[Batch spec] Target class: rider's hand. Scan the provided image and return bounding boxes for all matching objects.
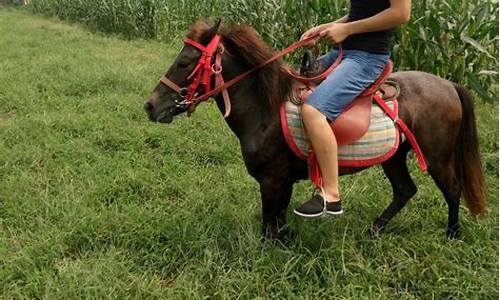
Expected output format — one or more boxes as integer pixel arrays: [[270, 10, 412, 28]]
[[319, 23, 351, 44], [300, 26, 321, 47]]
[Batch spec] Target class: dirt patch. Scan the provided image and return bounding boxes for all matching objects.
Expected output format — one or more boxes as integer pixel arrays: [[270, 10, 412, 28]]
[[0, 111, 15, 122]]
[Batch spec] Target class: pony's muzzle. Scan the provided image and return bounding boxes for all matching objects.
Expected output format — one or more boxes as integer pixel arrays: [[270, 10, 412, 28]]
[[144, 101, 157, 122], [144, 99, 177, 123], [144, 101, 154, 113]]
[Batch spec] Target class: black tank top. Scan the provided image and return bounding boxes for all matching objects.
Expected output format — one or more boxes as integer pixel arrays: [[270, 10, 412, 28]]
[[342, 0, 395, 54]]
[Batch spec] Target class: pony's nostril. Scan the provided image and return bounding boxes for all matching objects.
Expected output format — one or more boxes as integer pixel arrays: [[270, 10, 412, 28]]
[[144, 101, 154, 113]]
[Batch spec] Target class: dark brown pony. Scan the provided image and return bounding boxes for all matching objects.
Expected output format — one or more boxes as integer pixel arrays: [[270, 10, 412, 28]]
[[144, 21, 486, 239]]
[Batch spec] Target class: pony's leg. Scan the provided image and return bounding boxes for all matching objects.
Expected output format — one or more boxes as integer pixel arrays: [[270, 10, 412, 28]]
[[259, 178, 293, 239], [427, 161, 461, 238], [372, 143, 417, 235]]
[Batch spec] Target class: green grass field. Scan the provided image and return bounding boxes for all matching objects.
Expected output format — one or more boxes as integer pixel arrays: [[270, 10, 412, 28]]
[[0, 8, 498, 299]]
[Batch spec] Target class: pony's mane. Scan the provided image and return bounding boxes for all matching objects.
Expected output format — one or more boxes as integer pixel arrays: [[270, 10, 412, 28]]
[[186, 21, 294, 113]]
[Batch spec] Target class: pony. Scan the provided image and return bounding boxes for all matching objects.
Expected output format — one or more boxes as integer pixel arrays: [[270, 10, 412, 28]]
[[144, 21, 486, 239]]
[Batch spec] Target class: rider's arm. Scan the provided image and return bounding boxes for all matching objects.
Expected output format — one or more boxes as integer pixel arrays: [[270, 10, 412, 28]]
[[312, 15, 348, 34], [319, 0, 411, 43], [345, 0, 411, 35], [334, 15, 348, 24]]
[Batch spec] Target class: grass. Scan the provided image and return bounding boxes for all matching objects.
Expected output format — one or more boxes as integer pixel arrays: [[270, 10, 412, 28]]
[[0, 8, 498, 299]]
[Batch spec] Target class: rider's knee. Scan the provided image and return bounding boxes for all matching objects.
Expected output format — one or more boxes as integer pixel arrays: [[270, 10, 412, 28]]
[[301, 103, 321, 121]]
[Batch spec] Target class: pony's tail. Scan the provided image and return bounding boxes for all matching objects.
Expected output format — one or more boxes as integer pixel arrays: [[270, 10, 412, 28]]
[[453, 84, 487, 216]]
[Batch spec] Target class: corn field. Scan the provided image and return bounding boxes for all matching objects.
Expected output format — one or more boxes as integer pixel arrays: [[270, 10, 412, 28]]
[[30, 0, 499, 102]]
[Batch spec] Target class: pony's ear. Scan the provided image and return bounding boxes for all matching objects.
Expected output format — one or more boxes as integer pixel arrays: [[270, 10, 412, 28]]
[[200, 19, 222, 45]]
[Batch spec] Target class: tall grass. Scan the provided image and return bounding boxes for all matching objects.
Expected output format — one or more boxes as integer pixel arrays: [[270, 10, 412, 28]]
[[29, 0, 498, 101]]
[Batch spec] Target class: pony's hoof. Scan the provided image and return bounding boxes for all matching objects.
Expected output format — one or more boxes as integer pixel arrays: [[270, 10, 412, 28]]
[[369, 225, 382, 238], [446, 227, 460, 239], [369, 218, 386, 238], [277, 225, 297, 242], [260, 224, 295, 243], [260, 225, 278, 241]]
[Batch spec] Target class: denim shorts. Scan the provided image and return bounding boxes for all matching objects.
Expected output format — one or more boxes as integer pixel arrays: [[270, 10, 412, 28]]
[[305, 48, 390, 122]]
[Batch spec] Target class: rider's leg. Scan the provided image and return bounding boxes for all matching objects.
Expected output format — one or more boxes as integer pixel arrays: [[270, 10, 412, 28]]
[[302, 103, 340, 202], [294, 49, 389, 217]]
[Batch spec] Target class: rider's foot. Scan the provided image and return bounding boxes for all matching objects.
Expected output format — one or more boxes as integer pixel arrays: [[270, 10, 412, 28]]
[[293, 194, 343, 218]]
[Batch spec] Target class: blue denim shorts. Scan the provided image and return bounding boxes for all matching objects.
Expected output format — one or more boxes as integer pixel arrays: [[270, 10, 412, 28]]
[[305, 48, 390, 122]]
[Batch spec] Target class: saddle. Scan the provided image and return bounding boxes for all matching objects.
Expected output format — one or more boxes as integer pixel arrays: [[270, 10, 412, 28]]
[[282, 50, 427, 188], [297, 59, 398, 145]]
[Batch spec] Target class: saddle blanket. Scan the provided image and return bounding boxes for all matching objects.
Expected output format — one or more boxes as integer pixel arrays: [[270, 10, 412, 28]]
[[280, 100, 402, 167]]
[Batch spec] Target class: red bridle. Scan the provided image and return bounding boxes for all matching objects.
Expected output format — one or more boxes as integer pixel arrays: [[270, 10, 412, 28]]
[[159, 34, 231, 116], [158, 33, 343, 118]]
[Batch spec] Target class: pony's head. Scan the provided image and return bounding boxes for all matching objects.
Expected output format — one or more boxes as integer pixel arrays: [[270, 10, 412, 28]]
[[144, 21, 221, 123], [144, 20, 292, 123]]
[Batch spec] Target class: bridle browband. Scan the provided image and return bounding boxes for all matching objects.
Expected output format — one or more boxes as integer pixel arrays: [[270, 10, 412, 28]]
[[158, 32, 343, 118]]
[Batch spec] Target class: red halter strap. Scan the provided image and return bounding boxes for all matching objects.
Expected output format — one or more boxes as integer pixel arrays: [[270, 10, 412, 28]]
[[184, 35, 221, 99]]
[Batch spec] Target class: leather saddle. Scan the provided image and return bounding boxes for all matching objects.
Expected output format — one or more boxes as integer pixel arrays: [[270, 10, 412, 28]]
[[297, 53, 398, 145]]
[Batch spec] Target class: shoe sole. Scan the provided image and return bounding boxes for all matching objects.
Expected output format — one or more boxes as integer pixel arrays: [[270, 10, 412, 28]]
[[326, 209, 344, 216], [293, 209, 324, 218]]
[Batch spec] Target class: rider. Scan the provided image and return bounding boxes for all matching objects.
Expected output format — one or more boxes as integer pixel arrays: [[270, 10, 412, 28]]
[[294, 0, 412, 218]]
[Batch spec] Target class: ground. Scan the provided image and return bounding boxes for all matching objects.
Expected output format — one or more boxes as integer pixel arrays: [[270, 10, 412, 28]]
[[0, 8, 498, 299]]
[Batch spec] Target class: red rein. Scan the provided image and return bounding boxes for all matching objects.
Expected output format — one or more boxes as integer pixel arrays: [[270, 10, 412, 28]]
[[159, 33, 343, 118]]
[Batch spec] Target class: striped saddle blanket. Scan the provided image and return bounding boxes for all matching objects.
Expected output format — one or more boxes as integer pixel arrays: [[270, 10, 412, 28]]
[[280, 100, 401, 167]]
